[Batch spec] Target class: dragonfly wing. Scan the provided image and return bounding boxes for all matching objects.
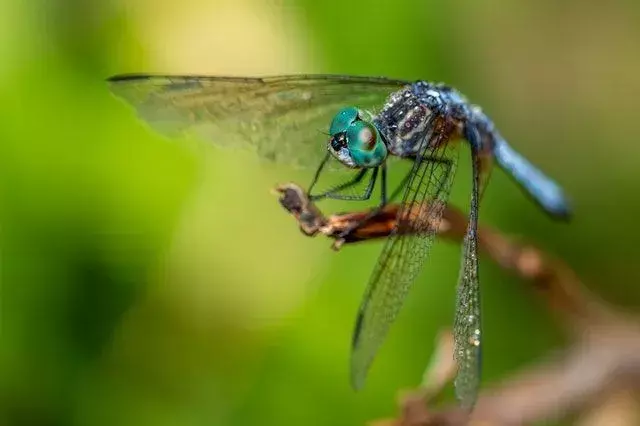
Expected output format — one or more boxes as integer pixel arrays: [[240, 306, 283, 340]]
[[350, 125, 460, 390], [453, 126, 483, 409], [107, 74, 409, 168]]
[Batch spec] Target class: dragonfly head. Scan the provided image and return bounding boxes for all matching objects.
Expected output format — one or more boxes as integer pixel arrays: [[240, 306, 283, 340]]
[[327, 107, 387, 168]]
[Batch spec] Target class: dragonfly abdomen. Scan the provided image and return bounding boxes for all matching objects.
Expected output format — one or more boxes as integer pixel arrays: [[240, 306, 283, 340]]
[[493, 136, 571, 219]]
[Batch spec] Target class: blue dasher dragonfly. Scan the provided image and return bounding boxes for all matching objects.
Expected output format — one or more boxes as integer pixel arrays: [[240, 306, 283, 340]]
[[107, 74, 571, 408]]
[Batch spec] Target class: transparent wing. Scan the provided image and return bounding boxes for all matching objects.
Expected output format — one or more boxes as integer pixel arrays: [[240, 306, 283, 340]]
[[350, 124, 460, 390], [107, 74, 409, 168], [453, 128, 483, 409]]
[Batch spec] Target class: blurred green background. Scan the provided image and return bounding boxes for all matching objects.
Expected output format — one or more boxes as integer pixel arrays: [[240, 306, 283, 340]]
[[2, 1, 640, 425]]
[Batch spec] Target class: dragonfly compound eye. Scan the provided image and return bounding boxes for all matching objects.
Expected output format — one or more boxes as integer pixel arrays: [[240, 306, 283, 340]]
[[357, 123, 377, 151], [328, 106, 384, 168], [346, 121, 387, 168]]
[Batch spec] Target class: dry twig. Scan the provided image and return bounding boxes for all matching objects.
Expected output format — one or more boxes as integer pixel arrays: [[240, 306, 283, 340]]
[[274, 182, 640, 426]]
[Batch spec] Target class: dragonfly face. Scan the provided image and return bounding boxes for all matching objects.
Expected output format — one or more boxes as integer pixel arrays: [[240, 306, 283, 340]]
[[328, 107, 388, 169]]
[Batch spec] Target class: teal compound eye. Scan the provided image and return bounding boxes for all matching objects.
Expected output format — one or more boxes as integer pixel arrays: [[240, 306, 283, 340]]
[[329, 107, 359, 136], [328, 107, 387, 168], [345, 120, 387, 168]]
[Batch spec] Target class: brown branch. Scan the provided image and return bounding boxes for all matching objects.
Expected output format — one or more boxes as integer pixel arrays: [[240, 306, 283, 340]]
[[273, 182, 640, 426]]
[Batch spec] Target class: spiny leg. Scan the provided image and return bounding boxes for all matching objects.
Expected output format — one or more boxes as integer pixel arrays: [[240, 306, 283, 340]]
[[338, 156, 453, 238], [310, 167, 379, 202], [380, 162, 388, 206], [307, 152, 330, 195]]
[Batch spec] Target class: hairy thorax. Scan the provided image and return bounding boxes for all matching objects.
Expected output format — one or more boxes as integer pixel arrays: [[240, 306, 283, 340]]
[[373, 83, 478, 158]]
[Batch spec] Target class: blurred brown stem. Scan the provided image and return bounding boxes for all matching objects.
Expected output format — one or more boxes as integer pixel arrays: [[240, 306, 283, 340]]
[[274, 182, 640, 426]]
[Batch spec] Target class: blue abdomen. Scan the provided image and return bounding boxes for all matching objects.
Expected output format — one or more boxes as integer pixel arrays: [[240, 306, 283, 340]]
[[493, 137, 571, 219]]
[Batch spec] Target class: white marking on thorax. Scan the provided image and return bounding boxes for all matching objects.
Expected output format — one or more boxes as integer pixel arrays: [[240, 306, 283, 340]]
[[397, 104, 431, 141]]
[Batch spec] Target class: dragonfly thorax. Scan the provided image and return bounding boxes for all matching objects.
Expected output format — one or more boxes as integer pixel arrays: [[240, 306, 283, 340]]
[[374, 87, 438, 158], [327, 107, 388, 168]]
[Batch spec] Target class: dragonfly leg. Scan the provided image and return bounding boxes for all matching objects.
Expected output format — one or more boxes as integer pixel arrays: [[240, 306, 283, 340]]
[[386, 167, 410, 203], [337, 155, 453, 239], [379, 162, 388, 206], [310, 167, 378, 202], [307, 152, 330, 195]]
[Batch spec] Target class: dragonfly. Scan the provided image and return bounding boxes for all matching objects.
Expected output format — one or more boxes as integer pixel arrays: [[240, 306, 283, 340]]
[[107, 74, 571, 408]]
